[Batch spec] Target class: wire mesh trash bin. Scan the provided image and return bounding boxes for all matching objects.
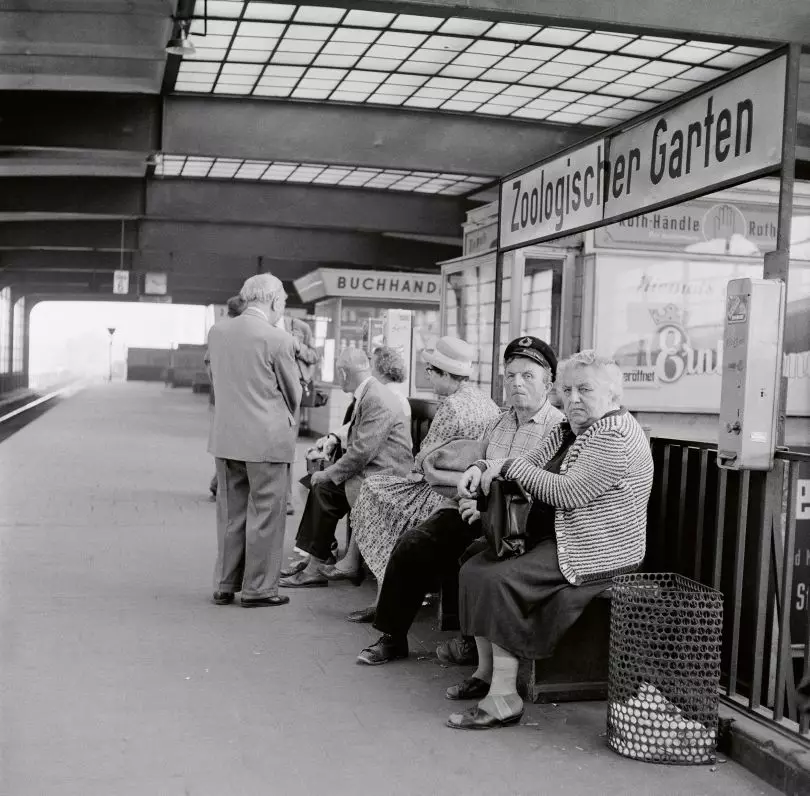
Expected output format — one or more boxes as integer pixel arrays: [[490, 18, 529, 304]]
[[607, 573, 723, 765]]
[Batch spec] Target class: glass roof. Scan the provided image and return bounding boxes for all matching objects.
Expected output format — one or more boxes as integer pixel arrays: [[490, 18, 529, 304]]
[[172, 2, 772, 126], [156, 155, 492, 195]]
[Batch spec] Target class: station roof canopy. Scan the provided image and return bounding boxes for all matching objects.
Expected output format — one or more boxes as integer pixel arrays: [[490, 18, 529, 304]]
[[0, 0, 808, 306]]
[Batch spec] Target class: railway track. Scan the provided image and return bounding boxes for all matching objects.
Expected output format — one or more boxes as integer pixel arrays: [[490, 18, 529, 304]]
[[0, 386, 77, 444]]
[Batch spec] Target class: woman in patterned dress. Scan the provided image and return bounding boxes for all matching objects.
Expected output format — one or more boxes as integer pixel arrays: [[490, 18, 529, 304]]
[[320, 337, 499, 623]]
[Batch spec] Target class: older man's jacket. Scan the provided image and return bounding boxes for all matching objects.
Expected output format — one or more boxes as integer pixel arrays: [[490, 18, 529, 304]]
[[324, 377, 413, 505], [207, 311, 301, 463]]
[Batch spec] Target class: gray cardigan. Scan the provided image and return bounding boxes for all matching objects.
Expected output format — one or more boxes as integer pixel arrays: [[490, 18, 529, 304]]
[[503, 409, 653, 585]]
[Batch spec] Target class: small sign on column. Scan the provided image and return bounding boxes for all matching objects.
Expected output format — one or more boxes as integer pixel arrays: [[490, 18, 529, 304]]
[[113, 270, 130, 295]]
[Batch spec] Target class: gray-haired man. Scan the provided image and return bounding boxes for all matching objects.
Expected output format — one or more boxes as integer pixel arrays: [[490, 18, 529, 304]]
[[280, 347, 413, 588], [206, 273, 301, 607]]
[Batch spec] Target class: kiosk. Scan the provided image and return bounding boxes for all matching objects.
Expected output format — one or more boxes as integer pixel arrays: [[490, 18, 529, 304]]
[[294, 268, 441, 436]]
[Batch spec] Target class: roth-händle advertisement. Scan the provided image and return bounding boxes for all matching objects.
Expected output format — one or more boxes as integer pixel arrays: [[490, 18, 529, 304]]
[[593, 254, 810, 414]]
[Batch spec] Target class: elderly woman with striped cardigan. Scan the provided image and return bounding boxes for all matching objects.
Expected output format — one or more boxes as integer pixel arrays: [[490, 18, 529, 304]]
[[445, 351, 654, 731]]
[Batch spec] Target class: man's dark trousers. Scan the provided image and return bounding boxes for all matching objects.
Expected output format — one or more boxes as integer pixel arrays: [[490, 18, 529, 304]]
[[295, 478, 349, 561], [373, 508, 480, 638]]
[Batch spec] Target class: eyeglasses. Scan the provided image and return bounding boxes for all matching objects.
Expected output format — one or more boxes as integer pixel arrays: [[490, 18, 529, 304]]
[[425, 365, 443, 377]]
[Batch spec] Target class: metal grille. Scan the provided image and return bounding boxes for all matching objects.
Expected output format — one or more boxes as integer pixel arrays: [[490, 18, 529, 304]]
[[607, 573, 723, 765]]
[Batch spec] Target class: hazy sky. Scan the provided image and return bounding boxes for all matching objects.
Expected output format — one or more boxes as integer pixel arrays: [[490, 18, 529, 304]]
[[30, 301, 208, 377]]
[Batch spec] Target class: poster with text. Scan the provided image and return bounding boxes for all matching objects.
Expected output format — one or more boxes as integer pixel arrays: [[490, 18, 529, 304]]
[[593, 254, 810, 414]]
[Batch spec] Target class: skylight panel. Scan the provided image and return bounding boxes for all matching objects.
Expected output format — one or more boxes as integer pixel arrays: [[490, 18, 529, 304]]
[[343, 10, 395, 28], [285, 24, 333, 41], [486, 23, 541, 41], [531, 28, 588, 46], [575, 32, 634, 51], [467, 39, 514, 56], [377, 31, 427, 47], [330, 27, 380, 43], [244, 2, 295, 20], [204, 1, 242, 19], [438, 18, 492, 36], [662, 44, 717, 63], [238, 22, 286, 38], [391, 15, 443, 32], [620, 38, 678, 58], [294, 6, 346, 24]]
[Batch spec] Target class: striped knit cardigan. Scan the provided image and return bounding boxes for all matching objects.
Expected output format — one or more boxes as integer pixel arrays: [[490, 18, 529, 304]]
[[501, 408, 653, 585]]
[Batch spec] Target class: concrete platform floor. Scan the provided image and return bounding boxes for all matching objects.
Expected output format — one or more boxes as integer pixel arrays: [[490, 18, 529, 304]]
[[0, 383, 778, 796]]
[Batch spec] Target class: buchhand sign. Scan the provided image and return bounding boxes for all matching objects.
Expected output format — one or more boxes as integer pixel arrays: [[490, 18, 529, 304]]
[[499, 55, 786, 250]]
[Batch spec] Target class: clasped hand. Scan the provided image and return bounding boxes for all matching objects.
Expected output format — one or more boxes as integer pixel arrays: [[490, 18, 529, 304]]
[[457, 464, 499, 499], [314, 434, 337, 456]]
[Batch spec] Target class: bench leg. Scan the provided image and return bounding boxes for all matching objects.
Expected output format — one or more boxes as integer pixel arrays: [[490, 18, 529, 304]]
[[525, 597, 611, 704], [437, 570, 461, 632]]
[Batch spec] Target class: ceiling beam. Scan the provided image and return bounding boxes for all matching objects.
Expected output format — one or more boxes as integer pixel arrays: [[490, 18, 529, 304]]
[[0, 178, 145, 217], [0, 92, 161, 151], [0, 220, 139, 251], [0, 248, 448, 280], [146, 180, 466, 237], [138, 220, 457, 265], [163, 96, 589, 176]]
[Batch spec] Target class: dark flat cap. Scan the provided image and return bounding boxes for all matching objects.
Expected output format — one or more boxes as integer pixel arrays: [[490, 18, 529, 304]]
[[504, 336, 558, 380]]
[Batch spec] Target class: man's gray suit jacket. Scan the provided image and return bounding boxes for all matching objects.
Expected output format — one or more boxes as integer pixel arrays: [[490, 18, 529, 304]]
[[207, 311, 301, 463], [324, 378, 413, 505]]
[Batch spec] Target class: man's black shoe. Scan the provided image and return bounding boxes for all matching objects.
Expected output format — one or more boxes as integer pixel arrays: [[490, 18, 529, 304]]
[[241, 595, 290, 608], [212, 591, 234, 605], [356, 634, 409, 665]]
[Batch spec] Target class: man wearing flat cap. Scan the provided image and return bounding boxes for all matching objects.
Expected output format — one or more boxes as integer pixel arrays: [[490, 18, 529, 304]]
[[357, 335, 563, 666]]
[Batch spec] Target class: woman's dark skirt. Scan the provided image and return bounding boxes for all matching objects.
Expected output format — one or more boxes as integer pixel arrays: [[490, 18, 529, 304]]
[[459, 539, 611, 660]]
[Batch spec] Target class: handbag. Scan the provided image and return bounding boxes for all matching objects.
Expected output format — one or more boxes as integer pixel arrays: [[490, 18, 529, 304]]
[[477, 478, 532, 560], [420, 438, 487, 499], [298, 379, 329, 408]]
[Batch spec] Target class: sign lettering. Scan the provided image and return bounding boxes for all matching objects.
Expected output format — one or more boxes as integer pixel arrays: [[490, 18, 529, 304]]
[[294, 268, 441, 304], [499, 56, 786, 249]]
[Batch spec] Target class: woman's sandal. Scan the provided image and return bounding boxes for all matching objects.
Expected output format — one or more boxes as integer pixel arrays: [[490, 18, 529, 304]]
[[446, 704, 524, 730], [445, 677, 490, 701]]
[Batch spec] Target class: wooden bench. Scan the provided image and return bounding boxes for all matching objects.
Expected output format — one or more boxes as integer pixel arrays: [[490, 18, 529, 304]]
[[523, 590, 612, 703]]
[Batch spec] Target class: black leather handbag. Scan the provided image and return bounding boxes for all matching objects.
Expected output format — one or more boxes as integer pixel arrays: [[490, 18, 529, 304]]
[[477, 478, 532, 560]]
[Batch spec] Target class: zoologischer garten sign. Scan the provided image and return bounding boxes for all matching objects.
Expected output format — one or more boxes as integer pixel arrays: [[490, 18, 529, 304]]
[[499, 55, 786, 250]]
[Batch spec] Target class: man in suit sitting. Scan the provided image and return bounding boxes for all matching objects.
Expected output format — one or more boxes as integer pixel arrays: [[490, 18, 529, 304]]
[[207, 273, 301, 608], [280, 347, 413, 588]]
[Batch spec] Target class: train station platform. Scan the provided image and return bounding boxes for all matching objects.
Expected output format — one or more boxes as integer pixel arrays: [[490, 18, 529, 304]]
[[0, 383, 779, 796]]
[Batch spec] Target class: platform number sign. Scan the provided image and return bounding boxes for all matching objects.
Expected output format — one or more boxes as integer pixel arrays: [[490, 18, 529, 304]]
[[113, 270, 130, 295]]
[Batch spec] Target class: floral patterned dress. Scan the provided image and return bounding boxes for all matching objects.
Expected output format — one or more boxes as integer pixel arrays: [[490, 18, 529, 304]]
[[351, 383, 499, 583]]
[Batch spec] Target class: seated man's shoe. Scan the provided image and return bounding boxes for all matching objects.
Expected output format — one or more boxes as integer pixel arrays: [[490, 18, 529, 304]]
[[279, 570, 328, 588], [320, 564, 365, 587], [436, 637, 478, 666], [356, 634, 408, 665], [212, 591, 234, 605], [241, 594, 290, 608], [346, 605, 376, 623], [280, 558, 308, 577]]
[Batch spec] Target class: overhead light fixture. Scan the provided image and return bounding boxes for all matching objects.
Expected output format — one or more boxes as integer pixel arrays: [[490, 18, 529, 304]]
[[166, 20, 195, 57]]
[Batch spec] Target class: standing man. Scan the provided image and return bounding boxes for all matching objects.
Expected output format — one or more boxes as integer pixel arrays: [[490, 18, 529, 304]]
[[207, 273, 301, 608]]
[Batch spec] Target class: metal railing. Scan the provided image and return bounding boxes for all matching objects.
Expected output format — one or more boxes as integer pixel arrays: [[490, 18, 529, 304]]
[[646, 437, 810, 743]]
